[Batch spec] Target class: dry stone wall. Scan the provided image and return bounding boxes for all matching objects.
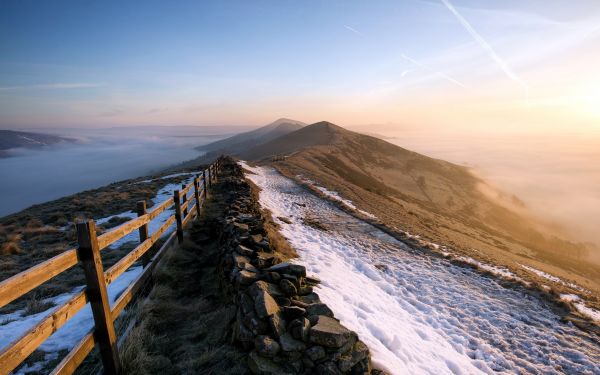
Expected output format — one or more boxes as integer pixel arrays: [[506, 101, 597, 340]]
[[216, 159, 382, 375]]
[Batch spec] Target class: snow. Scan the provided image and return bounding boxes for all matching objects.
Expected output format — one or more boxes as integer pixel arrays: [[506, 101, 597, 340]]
[[296, 175, 377, 219], [559, 294, 600, 322], [241, 161, 600, 375], [455, 256, 522, 281], [519, 264, 588, 292]]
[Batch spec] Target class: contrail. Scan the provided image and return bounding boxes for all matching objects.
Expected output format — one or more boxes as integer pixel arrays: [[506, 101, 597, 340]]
[[401, 54, 466, 88], [439, 0, 528, 91], [344, 25, 364, 36]]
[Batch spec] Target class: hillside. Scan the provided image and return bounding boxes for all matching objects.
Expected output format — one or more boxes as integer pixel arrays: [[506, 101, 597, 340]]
[[243, 121, 600, 296], [0, 130, 75, 157], [196, 118, 305, 155]]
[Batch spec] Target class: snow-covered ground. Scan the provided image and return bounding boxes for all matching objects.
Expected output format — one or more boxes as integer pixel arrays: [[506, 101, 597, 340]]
[[241, 162, 600, 375], [0, 173, 200, 373]]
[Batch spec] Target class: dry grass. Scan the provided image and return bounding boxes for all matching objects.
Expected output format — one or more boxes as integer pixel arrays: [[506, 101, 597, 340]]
[[119, 176, 249, 375]]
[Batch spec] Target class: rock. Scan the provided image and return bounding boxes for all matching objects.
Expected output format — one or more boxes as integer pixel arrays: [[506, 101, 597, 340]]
[[279, 332, 306, 352], [250, 233, 264, 244], [239, 293, 255, 315], [315, 361, 343, 375], [310, 316, 355, 348], [249, 280, 284, 299], [268, 272, 281, 284], [305, 275, 321, 285], [248, 351, 291, 375], [306, 345, 326, 362], [306, 303, 334, 318], [268, 262, 307, 277], [280, 274, 300, 289], [279, 279, 298, 297], [243, 311, 269, 335], [238, 269, 259, 285], [297, 292, 321, 304], [302, 357, 315, 369], [254, 290, 279, 318], [283, 306, 306, 320], [269, 311, 287, 338], [290, 300, 309, 309], [254, 335, 280, 358], [289, 318, 310, 342], [255, 252, 280, 269], [297, 286, 313, 295], [233, 254, 251, 269], [337, 341, 369, 372], [232, 222, 249, 234], [237, 244, 255, 257]]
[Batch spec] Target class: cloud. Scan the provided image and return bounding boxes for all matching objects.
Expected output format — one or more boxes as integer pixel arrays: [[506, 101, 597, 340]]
[[401, 54, 466, 88], [344, 25, 364, 36], [439, 0, 528, 92], [0, 83, 104, 91]]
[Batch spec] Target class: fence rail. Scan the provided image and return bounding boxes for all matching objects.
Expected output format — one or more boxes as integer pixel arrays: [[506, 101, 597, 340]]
[[0, 158, 223, 375]]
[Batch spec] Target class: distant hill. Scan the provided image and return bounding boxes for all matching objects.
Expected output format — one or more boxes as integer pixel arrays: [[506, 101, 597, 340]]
[[241, 121, 599, 292], [196, 118, 306, 155], [0, 130, 75, 157]]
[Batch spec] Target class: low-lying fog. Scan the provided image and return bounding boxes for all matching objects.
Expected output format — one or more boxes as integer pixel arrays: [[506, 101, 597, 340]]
[[370, 128, 600, 258], [0, 126, 245, 217]]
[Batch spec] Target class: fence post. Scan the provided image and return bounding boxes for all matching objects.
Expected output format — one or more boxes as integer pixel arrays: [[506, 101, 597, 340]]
[[193, 176, 201, 217], [181, 184, 188, 218], [76, 220, 121, 374], [208, 167, 212, 188], [173, 190, 184, 243], [202, 170, 208, 199], [136, 201, 150, 267]]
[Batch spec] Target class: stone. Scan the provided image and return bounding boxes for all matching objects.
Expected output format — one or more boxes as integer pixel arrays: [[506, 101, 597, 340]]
[[310, 316, 355, 348], [254, 335, 280, 358], [238, 269, 259, 286], [279, 279, 298, 297], [269, 311, 287, 338], [305, 275, 321, 285], [255, 252, 280, 269], [298, 286, 313, 295], [306, 303, 334, 318], [297, 292, 321, 304], [248, 351, 291, 375], [306, 345, 326, 361], [233, 254, 251, 269], [237, 244, 255, 257], [315, 361, 343, 375], [249, 280, 284, 299], [281, 274, 300, 289], [254, 290, 279, 318], [279, 332, 306, 352], [282, 306, 306, 320], [337, 341, 369, 372], [239, 293, 255, 315], [243, 311, 269, 335], [289, 318, 310, 342], [268, 272, 281, 284], [302, 357, 315, 369], [268, 262, 307, 277], [232, 222, 249, 234], [250, 233, 264, 244]]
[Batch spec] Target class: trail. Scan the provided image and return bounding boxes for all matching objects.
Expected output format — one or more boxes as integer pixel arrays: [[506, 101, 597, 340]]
[[241, 162, 600, 375]]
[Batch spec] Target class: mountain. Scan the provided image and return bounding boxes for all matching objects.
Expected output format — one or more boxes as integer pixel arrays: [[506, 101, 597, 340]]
[[0, 130, 75, 157], [242, 121, 599, 293], [197, 118, 306, 155]]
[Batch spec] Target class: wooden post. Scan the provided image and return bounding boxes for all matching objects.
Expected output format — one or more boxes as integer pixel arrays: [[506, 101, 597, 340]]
[[173, 190, 184, 243], [76, 220, 121, 374], [193, 176, 201, 217], [208, 167, 212, 188], [202, 170, 208, 198], [136, 201, 150, 267], [181, 184, 188, 217]]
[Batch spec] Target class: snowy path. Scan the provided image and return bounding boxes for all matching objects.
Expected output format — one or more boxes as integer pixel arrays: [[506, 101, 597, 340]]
[[241, 163, 600, 375]]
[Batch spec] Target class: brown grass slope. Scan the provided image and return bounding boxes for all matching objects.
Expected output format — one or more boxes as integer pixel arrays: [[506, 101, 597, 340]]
[[243, 121, 600, 298]]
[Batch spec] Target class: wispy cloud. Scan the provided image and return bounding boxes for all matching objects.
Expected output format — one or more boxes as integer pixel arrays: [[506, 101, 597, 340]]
[[344, 25, 364, 36], [0, 83, 104, 91], [401, 54, 466, 88], [439, 0, 528, 92]]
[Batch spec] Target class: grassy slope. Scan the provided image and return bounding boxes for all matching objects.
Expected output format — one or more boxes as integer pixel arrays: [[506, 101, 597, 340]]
[[244, 122, 599, 302]]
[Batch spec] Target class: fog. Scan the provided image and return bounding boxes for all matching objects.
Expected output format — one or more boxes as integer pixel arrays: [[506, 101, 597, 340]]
[[368, 127, 600, 257], [0, 126, 244, 217]]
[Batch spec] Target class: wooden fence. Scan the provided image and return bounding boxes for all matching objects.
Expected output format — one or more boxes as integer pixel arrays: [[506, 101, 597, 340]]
[[0, 158, 223, 375]]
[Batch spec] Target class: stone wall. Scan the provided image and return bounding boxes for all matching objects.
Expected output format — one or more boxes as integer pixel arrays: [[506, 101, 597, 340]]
[[216, 158, 380, 375]]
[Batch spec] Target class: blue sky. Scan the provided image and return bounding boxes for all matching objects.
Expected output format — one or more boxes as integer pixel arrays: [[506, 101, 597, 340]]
[[1, 0, 600, 130]]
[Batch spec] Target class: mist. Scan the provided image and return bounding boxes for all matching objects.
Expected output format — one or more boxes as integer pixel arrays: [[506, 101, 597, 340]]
[[365, 127, 600, 259], [0, 126, 241, 217]]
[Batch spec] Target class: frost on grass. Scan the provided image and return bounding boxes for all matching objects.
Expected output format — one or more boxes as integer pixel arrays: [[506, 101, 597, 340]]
[[0, 173, 200, 372], [241, 161, 600, 375]]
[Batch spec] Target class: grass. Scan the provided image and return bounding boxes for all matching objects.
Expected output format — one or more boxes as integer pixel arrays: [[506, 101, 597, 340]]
[[119, 169, 249, 375]]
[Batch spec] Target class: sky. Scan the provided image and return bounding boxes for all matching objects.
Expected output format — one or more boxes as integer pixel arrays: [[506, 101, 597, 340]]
[[1, 0, 600, 134]]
